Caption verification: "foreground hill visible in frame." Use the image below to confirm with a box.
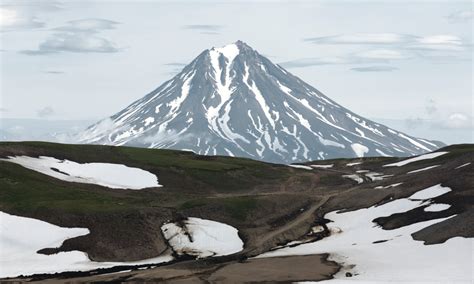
[0,142,472,282]
[80,41,443,163]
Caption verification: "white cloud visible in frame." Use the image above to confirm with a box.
[350,66,398,72]
[305,33,414,45]
[447,10,473,23]
[56,18,119,32]
[0,0,61,31]
[356,49,408,60]
[291,32,470,69]
[0,7,19,26]
[0,7,44,30]
[439,113,472,129]
[408,35,465,51]
[279,49,406,69]
[181,24,223,35]
[40,32,119,54]
[417,35,463,45]
[304,33,468,52]
[21,18,121,55]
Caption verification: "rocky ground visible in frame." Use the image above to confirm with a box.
[0,142,472,282]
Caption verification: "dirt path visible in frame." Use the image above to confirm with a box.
[18,254,339,283]
[240,173,374,257]
[243,195,330,256]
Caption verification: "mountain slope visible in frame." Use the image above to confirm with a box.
[80,41,444,163]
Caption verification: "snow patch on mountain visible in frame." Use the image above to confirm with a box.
[161,217,243,258]
[384,151,448,167]
[351,143,369,157]
[408,184,451,200]
[289,164,313,170]
[1,156,161,189]
[407,165,441,174]
[455,162,471,169]
[424,203,451,212]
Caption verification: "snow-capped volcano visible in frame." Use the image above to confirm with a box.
[80,41,444,163]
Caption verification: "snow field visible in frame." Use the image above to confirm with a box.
[161,217,244,258]
[1,156,161,189]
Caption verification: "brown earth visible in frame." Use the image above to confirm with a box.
[7,254,339,283]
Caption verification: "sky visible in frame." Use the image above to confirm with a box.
[0,0,472,144]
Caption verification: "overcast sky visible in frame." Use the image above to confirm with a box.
[0,0,472,144]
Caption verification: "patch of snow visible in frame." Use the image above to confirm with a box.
[143,117,155,127]
[390,143,405,153]
[351,143,368,158]
[155,104,162,113]
[383,152,448,167]
[311,225,325,234]
[212,43,240,62]
[375,182,403,189]
[289,164,313,170]
[365,172,390,181]
[223,148,234,156]
[278,81,350,134]
[168,71,195,118]
[0,212,173,278]
[397,133,432,152]
[1,156,161,189]
[243,64,275,129]
[417,138,438,148]
[339,135,352,143]
[319,136,345,148]
[355,128,365,138]
[342,174,364,184]
[318,151,325,160]
[311,164,334,169]
[407,165,441,174]
[308,90,338,108]
[424,203,451,212]
[375,148,391,157]
[276,80,292,95]
[455,162,471,169]
[346,113,384,137]
[161,217,243,258]
[346,162,362,166]
[258,185,472,283]
[219,98,251,144]
[409,184,451,200]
